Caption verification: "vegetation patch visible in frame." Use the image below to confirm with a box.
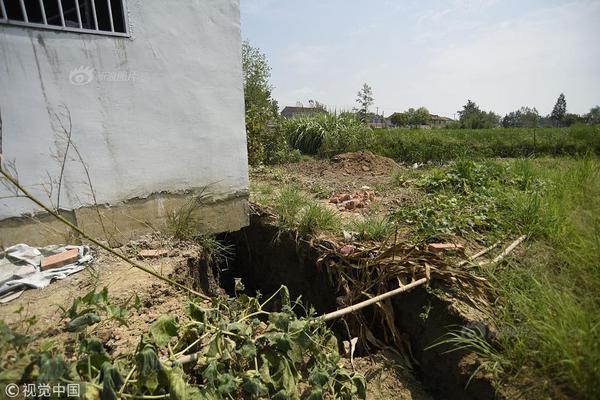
[0,286,366,400]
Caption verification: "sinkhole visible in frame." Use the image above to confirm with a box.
[185,210,500,400]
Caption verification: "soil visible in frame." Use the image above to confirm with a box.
[253,151,421,218]
[0,234,434,400]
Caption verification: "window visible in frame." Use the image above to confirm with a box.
[0,0,128,36]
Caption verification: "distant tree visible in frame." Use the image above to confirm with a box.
[550,93,567,126]
[458,100,481,122]
[457,100,499,129]
[407,107,431,126]
[585,106,600,125]
[502,106,540,128]
[242,41,287,165]
[563,113,584,127]
[355,83,374,122]
[389,112,409,127]
[242,41,277,116]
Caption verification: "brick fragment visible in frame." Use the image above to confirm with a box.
[41,248,80,271]
[138,249,169,258]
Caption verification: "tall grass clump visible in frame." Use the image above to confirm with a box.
[282,113,374,156]
[350,216,396,241]
[270,186,340,236]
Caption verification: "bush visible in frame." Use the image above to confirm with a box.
[247,113,301,166]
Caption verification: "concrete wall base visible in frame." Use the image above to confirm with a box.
[0,193,249,248]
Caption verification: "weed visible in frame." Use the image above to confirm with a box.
[166,193,208,240]
[297,203,340,236]
[195,235,234,267]
[1,287,366,399]
[271,186,309,228]
[427,326,507,389]
[349,216,395,241]
[269,186,340,236]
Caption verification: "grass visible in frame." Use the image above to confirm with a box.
[349,216,396,241]
[407,156,600,398]
[269,186,341,236]
[485,156,600,399]
[166,194,207,240]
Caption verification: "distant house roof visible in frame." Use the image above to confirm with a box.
[281,106,327,118]
[429,114,453,121]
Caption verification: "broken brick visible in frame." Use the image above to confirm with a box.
[41,248,80,271]
[138,249,170,258]
[340,245,355,256]
[428,243,464,253]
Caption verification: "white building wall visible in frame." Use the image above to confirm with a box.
[0,0,248,220]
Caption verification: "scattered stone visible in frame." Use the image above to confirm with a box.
[40,248,80,271]
[138,249,170,258]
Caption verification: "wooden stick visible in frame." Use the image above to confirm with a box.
[173,278,429,365]
[0,168,210,300]
[322,278,428,321]
[487,235,527,265]
[457,242,499,267]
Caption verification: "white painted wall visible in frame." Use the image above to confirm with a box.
[0,0,248,220]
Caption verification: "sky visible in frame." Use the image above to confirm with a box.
[240,0,600,118]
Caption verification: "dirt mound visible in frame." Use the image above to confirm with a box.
[331,151,400,175]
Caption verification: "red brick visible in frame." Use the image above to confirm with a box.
[428,243,464,253]
[41,248,80,271]
[138,249,169,258]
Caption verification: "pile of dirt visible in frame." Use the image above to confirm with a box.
[331,151,400,175]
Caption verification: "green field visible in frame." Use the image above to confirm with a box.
[371,125,600,163]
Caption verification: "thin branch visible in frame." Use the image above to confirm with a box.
[53,105,73,212]
[489,235,527,265]
[457,241,500,267]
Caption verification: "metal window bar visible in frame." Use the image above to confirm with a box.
[57,0,65,27]
[106,0,114,32]
[0,0,128,37]
[74,0,82,28]
[38,0,47,24]
[90,0,98,30]
[18,0,28,22]
[0,0,7,21]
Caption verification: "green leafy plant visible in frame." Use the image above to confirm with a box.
[0,287,366,400]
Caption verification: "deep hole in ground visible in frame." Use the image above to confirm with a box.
[185,211,501,400]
